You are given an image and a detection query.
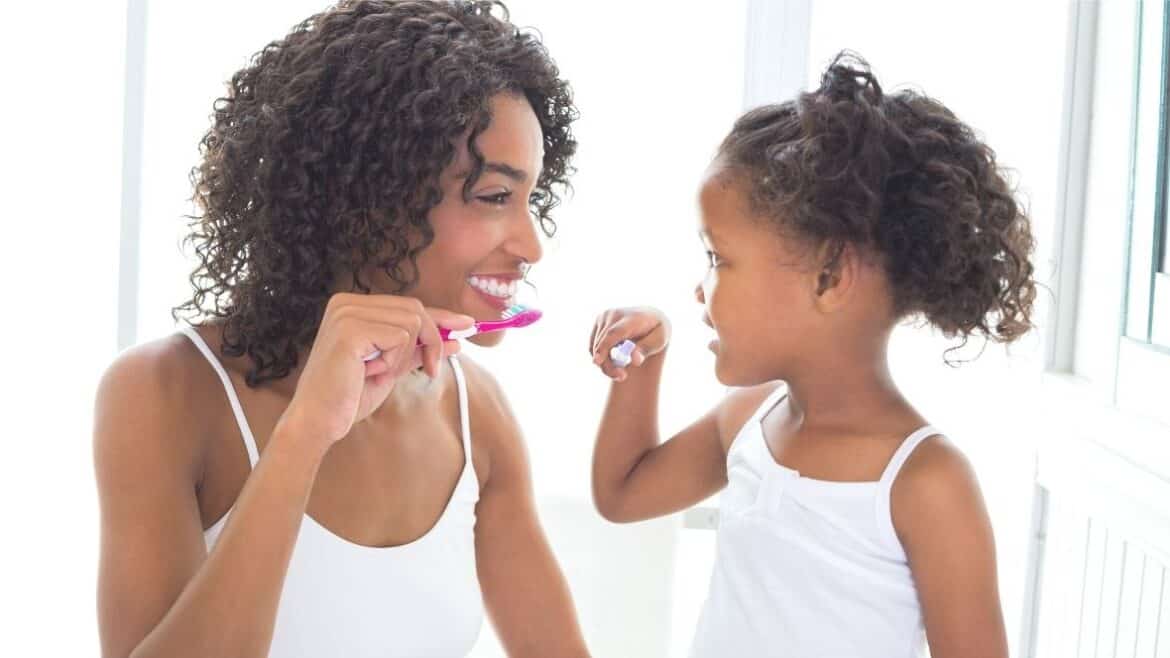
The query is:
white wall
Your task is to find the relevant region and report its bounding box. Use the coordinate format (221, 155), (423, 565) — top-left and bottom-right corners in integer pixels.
(0, 2), (127, 656)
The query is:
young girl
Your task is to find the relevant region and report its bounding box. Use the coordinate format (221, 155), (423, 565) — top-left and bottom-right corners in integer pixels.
(588, 52), (1034, 657)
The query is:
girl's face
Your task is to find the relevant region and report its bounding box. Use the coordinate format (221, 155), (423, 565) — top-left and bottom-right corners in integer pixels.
(371, 92), (546, 347)
(695, 166), (824, 386)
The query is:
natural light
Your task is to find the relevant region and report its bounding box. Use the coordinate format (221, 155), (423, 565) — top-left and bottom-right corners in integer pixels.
(5, 1), (1168, 657)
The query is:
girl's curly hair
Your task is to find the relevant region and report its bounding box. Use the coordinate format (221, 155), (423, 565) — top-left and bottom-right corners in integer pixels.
(719, 51), (1036, 360)
(173, 0), (577, 386)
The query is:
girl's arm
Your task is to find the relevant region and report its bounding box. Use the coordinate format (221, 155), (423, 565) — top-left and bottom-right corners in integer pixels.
(893, 436), (1009, 658)
(588, 307), (776, 523)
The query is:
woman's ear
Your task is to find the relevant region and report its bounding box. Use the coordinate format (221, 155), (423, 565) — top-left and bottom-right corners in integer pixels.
(812, 240), (856, 311)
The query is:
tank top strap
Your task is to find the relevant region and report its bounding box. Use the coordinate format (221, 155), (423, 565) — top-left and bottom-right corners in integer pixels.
(446, 354), (472, 460)
(873, 425), (941, 556)
(878, 425), (940, 487)
(179, 326), (260, 467)
(727, 382), (788, 459)
(750, 382), (789, 425)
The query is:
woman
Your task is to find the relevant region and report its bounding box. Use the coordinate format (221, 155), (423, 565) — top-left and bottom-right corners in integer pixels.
(94, 2), (587, 656)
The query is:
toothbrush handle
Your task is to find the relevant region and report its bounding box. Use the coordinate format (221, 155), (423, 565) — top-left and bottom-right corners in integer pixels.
(363, 324), (477, 362)
(423, 324), (480, 344)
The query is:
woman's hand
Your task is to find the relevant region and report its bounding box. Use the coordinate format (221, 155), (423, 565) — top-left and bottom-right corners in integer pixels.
(282, 293), (474, 450)
(588, 306), (671, 382)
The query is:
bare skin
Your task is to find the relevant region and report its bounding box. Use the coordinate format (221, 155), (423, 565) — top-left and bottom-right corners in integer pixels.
(587, 164), (1008, 658)
(95, 93), (588, 658)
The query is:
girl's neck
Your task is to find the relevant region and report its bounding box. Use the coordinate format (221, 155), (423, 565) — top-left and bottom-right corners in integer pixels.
(781, 341), (917, 433)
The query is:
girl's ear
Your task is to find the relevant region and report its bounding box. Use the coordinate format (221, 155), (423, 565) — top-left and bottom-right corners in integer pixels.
(812, 240), (857, 311)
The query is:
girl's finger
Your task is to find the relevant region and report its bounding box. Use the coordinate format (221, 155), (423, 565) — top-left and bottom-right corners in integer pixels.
(591, 311), (613, 358)
(598, 358), (625, 381)
(595, 317), (639, 363)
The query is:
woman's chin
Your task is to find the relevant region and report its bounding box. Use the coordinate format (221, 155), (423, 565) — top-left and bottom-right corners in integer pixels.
(468, 331), (506, 348)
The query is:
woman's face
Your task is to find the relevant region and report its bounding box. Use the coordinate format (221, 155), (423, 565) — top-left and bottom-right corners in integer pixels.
(374, 92), (546, 347)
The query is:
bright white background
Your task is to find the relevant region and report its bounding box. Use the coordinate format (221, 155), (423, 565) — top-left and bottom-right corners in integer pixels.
(0, 1), (1157, 657)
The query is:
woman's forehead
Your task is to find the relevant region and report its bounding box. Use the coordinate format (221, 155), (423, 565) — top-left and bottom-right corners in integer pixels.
(448, 94), (544, 177)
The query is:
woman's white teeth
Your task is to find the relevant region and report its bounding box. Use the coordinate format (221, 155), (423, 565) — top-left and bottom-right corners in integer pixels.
(468, 276), (517, 298)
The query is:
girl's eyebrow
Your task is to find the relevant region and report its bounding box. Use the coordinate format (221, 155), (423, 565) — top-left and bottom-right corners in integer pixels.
(699, 227), (724, 247)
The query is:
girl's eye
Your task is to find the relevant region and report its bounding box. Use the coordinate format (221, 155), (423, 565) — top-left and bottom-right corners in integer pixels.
(706, 250), (721, 268)
(477, 191), (512, 206)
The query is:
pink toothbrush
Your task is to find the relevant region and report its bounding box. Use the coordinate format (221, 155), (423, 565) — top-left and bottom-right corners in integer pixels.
(362, 304), (542, 362)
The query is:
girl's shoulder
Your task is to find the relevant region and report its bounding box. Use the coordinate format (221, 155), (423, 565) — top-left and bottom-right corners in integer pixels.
(714, 381), (786, 453)
(889, 433), (989, 547)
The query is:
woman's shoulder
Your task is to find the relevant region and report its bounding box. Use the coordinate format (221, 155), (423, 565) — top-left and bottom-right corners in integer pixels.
(446, 352), (523, 487)
(99, 326), (226, 407)
(94, 327), (227, 469)
(448, 352), (508, 417)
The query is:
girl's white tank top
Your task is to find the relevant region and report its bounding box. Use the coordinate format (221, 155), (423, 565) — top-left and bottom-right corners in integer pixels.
(691, 383), (934, 658)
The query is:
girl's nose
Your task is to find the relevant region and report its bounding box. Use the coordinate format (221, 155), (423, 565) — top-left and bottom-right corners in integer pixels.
(694, 282), (705, 304)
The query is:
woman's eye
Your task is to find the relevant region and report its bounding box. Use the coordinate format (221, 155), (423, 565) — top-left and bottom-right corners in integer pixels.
(477, 191), (512, 206)
(706, 250), (721, 268)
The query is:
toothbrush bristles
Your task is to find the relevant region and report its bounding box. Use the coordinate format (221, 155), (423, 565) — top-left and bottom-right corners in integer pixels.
(502, 304), (528, 318)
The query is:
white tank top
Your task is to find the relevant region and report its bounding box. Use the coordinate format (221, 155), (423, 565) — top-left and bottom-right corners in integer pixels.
(690, 384), (933, 658)
(181, 327), (484, 657)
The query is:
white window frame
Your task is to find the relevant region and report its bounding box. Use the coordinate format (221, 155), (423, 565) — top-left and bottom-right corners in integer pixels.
(1040, 1), (1170, 447)
(1021, 3), (1170, 655)
(118, 0), (148, 352)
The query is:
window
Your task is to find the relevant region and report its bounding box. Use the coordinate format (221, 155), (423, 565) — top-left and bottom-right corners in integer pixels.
(1116, 0), (1170, 427)
(1126, 0), (1170, 348)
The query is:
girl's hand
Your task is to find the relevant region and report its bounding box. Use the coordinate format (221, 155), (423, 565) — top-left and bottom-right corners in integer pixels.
(588, 306), (671, 382)
(282, 293), (474, 452)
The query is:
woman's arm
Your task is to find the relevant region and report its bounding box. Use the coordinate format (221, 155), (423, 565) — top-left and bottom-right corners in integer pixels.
(95, 344), (327, 658)
(892, 436), (1009, 658)
(460, 358), (589, 657)
(97, 297), (467, 658)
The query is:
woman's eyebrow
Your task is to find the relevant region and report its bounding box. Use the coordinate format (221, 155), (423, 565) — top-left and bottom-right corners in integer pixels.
(456, 161), (528, 183)
(484, 161), (528, 182)
(455, 161), (529, 186)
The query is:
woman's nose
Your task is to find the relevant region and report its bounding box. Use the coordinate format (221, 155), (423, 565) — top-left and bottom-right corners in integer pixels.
(694, 282), (705, 304)
(510, 210), (544, 265)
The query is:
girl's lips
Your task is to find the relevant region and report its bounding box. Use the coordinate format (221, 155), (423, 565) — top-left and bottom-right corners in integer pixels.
(708, 338), (719, 352)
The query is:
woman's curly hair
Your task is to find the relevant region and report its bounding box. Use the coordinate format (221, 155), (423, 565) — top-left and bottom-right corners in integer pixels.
(719, 51), (1036, 361)
(173, 0), (577, 386)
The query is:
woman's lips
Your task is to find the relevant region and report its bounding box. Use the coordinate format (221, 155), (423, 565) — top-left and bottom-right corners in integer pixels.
(469, 283), (513, 313)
